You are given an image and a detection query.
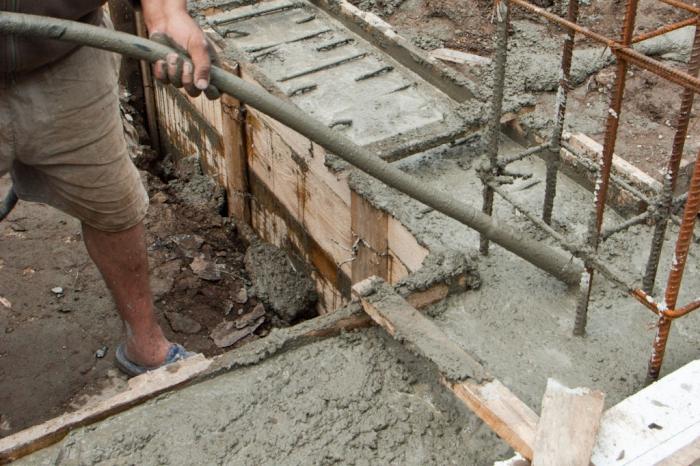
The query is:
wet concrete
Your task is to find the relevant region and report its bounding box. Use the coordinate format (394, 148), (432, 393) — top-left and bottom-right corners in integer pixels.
(209, 0), (472, 150)
(381, 135), (700, 409)
(18, 329), (511, 465)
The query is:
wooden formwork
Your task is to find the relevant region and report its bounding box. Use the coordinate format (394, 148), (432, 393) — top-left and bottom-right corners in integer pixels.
(155, 78), (430, 312)
(151, 0), (507, 312)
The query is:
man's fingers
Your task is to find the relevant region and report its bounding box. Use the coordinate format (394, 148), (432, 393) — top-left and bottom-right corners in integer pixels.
(153, 59), (168, 83)
(166, 53), (183, 88)
(182, 61), (201, 97)
(204, 85), (221, 101)
(189, 36), (212, 91)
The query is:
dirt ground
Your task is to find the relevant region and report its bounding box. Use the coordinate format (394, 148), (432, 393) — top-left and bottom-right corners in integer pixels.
(355, 0), (700, 183)
(0, 158), (316, 437)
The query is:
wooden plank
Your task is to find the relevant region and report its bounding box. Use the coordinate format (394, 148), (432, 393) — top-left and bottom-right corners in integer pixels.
(0, 355), (211, 464)
(656, 435), (700, 466)
(353, 277), (539, 459)
(387, 216), (428, 273)
(388, 248), (410, 283)
(494, 454), (530, 466)
(532, 379), (605, 466)
(446, 378), (539, 460)
(567, 132), (663, 194)
(591, 359), (700, 466)
(0, 276), (472, 464)
(221, 91), (250, 222)
(351, 190), (389, 283)
(430, 48), (491, 66)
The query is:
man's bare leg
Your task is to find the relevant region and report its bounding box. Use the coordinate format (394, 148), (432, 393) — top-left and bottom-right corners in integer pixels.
(82, 221), (172, 367)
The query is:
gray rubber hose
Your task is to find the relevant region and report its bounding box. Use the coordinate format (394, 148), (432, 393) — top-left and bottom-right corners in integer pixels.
(0, 11), (584, 285)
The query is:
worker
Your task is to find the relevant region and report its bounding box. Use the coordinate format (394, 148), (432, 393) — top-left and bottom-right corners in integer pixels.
(0, 1), (217, 376)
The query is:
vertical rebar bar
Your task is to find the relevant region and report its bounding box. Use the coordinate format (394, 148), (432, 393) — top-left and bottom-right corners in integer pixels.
(647, 147), (700, 381)
(543, 0), (580, 225)
(480, 0), (510, 255)
(573, 0), (640, 336)
(642, 17), (700, 294)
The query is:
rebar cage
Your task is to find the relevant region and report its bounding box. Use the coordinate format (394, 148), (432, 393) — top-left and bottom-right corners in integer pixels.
(481, 0), (700, 382)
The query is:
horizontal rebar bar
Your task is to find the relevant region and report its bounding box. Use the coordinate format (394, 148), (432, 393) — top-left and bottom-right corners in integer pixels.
(489, 181), (640, 291)
(509, 0), (700, 94)
(601, 210), (650, 239)
(497, 142), (550, 168)
(631, 17), (697, 44)
(561, 140), (651, 203)
(0, 12), (585, 285)
(658, 0), (700, 15)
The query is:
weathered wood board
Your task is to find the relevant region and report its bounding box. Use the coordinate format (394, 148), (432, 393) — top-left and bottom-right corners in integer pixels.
(354, 277), (540, 460)
(532, 379), (605, 466)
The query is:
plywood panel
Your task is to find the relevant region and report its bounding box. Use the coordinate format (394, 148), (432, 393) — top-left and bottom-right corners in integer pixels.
(388, 216), (429, 273)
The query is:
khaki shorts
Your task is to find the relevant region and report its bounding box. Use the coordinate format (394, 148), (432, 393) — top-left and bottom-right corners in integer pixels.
(0, 19), (148, 232)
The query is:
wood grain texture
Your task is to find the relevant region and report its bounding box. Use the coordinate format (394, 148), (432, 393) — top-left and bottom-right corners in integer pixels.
(220, 62), (250, 222)
(447, 378), (539, 460)
(532, 379), (605, 466)
(351, 191), (389, 283)
(591, 360), (700, 466)
(354, 277), (539, 459)
(0, 355), (211, 464)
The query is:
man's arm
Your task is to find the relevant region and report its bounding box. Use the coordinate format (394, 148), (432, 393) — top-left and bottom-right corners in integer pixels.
(140, 0), (214, 97)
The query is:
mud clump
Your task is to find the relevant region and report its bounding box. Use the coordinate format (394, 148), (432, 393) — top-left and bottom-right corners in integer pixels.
(244, 241), (318, 323)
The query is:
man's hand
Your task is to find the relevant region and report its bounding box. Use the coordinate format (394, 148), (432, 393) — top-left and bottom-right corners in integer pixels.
(141, 0), (218, 99)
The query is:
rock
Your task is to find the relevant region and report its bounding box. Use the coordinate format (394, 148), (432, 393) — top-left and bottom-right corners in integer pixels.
(234, 287), (248, 304)
(165, 311), (202, 334)
(10, 223), (27, 232)
(0, 296), (11, 309)
(171, 234), (205, 258)
(244, 241), (317, 322)
(151, 260), (181, 299)
(0, 414), (11, 432)
(151, 192), (168, 204)
(190, 254), (222, 282)
(95, 346), (108, 359)
(210, 316), (264, 348)
(235, 303), (265, 329)
(51, 287), (64, 296)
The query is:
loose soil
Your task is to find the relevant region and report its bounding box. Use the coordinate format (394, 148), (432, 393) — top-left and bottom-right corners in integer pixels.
(0, 161), (315, 437)
(354, 0), (700, 183)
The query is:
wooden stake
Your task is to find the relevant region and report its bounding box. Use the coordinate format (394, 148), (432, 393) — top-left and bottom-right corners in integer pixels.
(532, 379), (605, 466)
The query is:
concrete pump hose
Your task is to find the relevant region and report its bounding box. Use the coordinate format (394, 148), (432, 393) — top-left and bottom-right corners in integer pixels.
(0, 11), (584, 285)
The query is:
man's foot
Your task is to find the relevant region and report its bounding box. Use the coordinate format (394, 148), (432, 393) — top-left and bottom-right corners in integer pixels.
(115, 343), (196, 377)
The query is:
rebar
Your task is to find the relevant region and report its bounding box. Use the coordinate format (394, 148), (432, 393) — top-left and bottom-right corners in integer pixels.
(648, 146), (700, 380)
(542, 0), (579, 225)
(658, 0), (700, 15)
(642, 17), (700, 294)
(631, 17), (697, 43)
(0, 11), (586, 286)
(508, 0), (700, 94)
(601, 210), (650, 240)
(497, 142), (549, 168)
(480, 0), (510, 255)
(573, 0), (639, 336)
(560, 140), (651, 204)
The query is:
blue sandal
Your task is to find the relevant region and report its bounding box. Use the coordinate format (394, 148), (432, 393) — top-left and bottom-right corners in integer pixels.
(115, 343), (195, 377)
